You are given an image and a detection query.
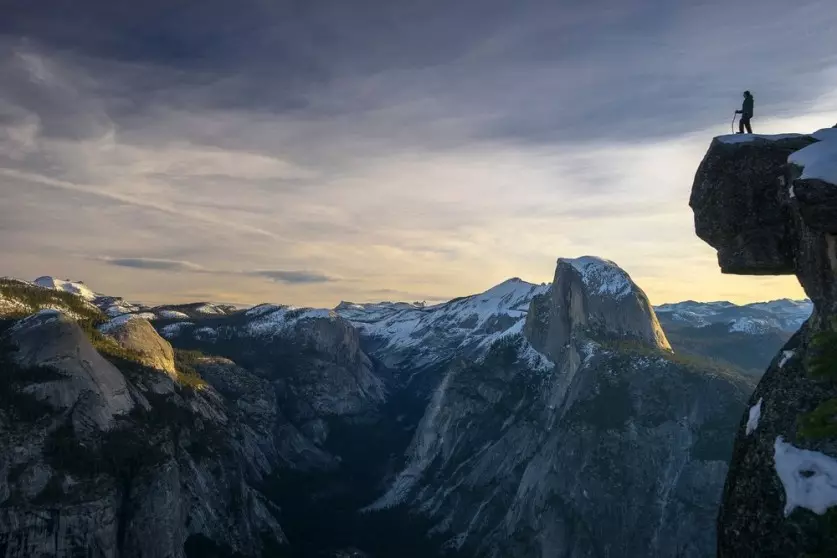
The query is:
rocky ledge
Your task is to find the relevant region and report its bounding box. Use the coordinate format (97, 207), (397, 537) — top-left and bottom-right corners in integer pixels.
(690, 129), (837, 557)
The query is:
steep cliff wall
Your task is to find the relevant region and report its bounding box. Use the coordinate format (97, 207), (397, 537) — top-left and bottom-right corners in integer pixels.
(690, 130), (837, 557)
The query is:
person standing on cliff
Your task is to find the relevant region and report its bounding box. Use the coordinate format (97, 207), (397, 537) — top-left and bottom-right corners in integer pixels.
(736, 91), (754, 134)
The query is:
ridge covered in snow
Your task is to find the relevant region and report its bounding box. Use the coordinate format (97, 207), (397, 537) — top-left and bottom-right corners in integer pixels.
(654, 298), (812, 333)
(34, 276), (99, 301)
(98, 312), (158, 333)
(246, 306), (336, 337)
(336, 278), (549, 367)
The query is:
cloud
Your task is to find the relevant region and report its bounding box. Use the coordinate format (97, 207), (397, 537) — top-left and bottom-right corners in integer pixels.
(101, 258), (336, 285)
(104, 258), (204, 272)
(2, 1), (835, 307)
(250, 270), (337, 284)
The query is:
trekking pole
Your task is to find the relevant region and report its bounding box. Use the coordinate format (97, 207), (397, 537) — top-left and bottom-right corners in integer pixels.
(731, 112), (737, 134)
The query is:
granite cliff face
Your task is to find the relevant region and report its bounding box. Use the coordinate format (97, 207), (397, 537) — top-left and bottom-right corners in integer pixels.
(0, 280), (385, 557)
(524, 256), (670, 360)
(690, 130), (837, 557)
(370, 257), (752, 558)
(0, 311), (286, 557)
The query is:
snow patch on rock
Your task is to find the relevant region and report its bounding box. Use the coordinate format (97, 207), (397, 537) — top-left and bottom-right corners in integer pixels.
(774, 436), (837, 516)
(194, 304), (226, 315)
(33, 276), (98, 301)
(746, 398), (763, 435)
(779, 350), (796, 369)
(789, 128), (837, 185)
(99, 312), (157, 333)
(10, 309), (62, 332)
(728, 317), (773, 334)
(105, 302), (142, 317)
(246, 307), (335, 337)
(245, 304), (285, 318)
(157, 310), (191, 319)
(517, 338), (554, 372)
(194, 326), (218, 341)
(160, 322), (195, 338)
(560, 256), (633, 299)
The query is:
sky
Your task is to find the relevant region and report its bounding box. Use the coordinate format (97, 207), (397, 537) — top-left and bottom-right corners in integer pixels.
(2, 0), (836, 307)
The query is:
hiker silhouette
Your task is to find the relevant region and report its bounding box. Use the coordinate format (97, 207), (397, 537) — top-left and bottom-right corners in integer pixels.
(735, 91), (754, 134)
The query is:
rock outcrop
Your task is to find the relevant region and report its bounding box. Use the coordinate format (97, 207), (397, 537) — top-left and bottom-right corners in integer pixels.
(8, 311), (135, 432)
(370, 257), (752, 558)
(690, 131), (837, 557)
(105, 317), (177, 377)
(524, 256), (670, 361)
(0, 307), (304, 557)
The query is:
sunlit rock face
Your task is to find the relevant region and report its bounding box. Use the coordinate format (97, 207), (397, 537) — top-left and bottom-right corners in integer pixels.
(691, 130), (837, 557)
(524, 256), (670, 361)
(371, 256), (751, 558)
(0, 293), (349, 557)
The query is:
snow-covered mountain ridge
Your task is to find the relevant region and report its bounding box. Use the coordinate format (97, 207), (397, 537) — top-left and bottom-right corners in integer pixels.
(19, 270), (812, 352)
(655, 298), (812, 332)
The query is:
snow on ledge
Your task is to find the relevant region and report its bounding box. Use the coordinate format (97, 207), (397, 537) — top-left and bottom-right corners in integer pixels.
(716, 133), (805, 145)
(99, 312), (157, 333)
(789, 128), (837, 186)
(746, 398), (763, 435)
(774, 436), (837, 516)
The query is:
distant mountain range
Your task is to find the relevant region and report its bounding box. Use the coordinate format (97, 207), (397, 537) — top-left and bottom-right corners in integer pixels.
(20, 274), (810, 377)
(0, 265), (807, 557)
(655, 299), (812, 333)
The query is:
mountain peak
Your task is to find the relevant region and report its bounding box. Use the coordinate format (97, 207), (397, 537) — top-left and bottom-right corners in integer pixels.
(33, 276), (99, 301)
(525, 256), (670, 360)
(557, 256), (633, 299)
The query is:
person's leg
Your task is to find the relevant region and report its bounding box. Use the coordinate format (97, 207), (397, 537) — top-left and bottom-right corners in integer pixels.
(744, 116), (752, 134)
(739, 117), (745, 134)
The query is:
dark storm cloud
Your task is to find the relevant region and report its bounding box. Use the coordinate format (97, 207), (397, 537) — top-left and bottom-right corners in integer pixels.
(250, 270), (336, 284)
(4, 0), (836, 145)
